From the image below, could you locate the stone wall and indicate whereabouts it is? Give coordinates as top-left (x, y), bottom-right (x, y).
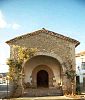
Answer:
top-left (9, 32), bottom-right (76, 95)
top-left (10, 32), bottom-right (75, 69)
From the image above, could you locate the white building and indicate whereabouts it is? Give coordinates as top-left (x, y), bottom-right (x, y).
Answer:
top-left (0, 74), bottom-right (3, 84)
top-left (76, 51), bottom-right (85, 92)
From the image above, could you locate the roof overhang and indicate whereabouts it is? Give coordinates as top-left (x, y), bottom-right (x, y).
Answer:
top-left (6, 28), bottom-right (80, 47)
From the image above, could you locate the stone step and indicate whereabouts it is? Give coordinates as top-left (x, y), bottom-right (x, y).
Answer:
top-left (22, 88), bottom-right (63, 97)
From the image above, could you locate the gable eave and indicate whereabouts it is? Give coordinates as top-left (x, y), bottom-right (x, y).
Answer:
top-left (6, 28), bottom-right (80, 47)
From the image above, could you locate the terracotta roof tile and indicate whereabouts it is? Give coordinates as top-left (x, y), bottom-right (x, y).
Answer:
top-left (76, 51), bottom-right (85, 57)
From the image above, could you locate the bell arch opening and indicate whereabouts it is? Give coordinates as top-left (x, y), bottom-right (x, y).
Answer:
top-left (37, 70), bottom-right (49, 88)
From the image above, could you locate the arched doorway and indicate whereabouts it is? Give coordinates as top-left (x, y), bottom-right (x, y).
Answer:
top-left (37, 70), bottom-right (49, 88)
top-left (32, 65), bottom-right (54, 88)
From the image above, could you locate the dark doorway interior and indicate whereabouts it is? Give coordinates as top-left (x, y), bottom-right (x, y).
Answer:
top-left (76, 76), bottom-right (80, 93)
top-left (37, 70), bottom-right (48, 88)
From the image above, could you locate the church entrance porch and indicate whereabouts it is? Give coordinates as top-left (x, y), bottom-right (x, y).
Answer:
top-left (23, 55), bottom-right (64, 96)
top-left (37, 70), bottom-right (49, 88)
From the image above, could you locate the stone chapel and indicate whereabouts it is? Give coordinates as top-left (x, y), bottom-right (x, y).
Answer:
top-left (6, 28), bottom-right (80, 96)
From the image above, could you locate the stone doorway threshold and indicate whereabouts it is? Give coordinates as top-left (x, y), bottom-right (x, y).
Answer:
top-left (23, 88), bottom-right (63, 97)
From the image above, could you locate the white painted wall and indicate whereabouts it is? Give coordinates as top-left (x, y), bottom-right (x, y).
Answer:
top-left (76, 55), bottom-right (85, 83)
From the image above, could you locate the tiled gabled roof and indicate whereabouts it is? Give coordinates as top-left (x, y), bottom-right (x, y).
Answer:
top-left (6, 28), bottom-right (80, 47)
top-left (76, 51), bottom-right (85, 57)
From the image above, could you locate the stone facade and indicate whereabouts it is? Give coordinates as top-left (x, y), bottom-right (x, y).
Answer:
top-left (6, 28), bottom-right (79, 96)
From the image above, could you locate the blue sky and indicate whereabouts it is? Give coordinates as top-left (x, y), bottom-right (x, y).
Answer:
top-left (0, 0), bottom-right (85, 72)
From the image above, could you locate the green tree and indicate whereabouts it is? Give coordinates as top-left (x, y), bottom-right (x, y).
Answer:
top-left (7, 46), bottom-right (37, 97)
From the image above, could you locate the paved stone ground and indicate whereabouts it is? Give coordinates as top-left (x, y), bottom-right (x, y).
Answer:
top-left (0, 84), bottom-right (84, 100)
top-left (0, 96), bottom-right (74, 100)
top-left (0, 95), bottom-right (85, 100)
top-left (12, 96), bottom-right (77, 99)
top-left (2, 95), bottom-right (84, 100)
